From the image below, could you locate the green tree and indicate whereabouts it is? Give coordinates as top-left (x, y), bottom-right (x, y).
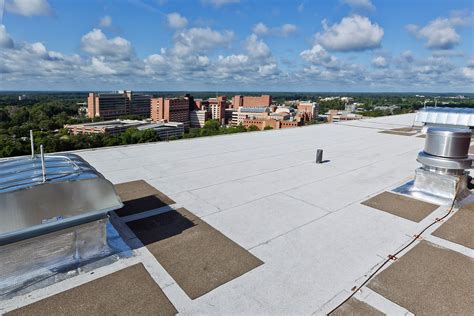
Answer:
top-left (247, 125), bottom-right (259, 131)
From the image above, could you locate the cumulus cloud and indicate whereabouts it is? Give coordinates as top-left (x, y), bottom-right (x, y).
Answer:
top-left (341, 0), bottom-right (375, 11)
top-left (372, 56), bottom-right (388, 68)
top-left (167, 12), bottom-right (188, 29)
top-left (244, 34), bottom-right (271, 59)
top-left (171, 27), bottom-right (233, 56)
top-left (0, 25), bottom-right (14, 48)
top-left (300, 44), bottom-right (338, 68)
top-left (316, 15), bottom-right (384, 52)
top-left (407, 17), bottom-right (462, 50)
top-left (5, 0), bottom-right (52, 16)
top-left (99, 15), bottom-right (112, 27)
top-left (81, 29), bottom-right (133, 60)
top-left (253, 22), bottom-right (297, 37)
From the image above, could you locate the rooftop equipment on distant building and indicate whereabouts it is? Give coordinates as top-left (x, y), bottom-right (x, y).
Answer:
top-left (394, 127), bottom-right (472, 205)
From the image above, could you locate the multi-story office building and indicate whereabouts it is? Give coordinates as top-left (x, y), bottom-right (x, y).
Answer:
top-left (232, 95), bottom-right (272, 108)
top-left (150, 97), bottom-right (190, 124)
top-left (208, 96), bottom-right (227, 123)
top-left (297, 101), bottom-right (319, 122)
top-left (224, 108), bottom-right (236, 125)
top-left (233, 107), bottom-right (271, 126)
top-left (138, 122), bottom-right (185, 139)
top-left (190, 109), bottom-right (209, 128)
top-left (87, 90), bottom-right (151, 120)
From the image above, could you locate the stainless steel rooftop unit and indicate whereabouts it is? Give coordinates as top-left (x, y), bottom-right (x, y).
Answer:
top-left (0, 153), bottom-right (123, 245)
top-left (394, 127), bottom-right (472, 205)
top-left (415, 107), bottom-right (474, 129)
top-left (0, 153), bottom-right (124, 294)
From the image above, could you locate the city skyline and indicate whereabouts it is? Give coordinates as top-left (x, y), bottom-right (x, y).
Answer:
top-left (1, 0), bottom-right (473, 92)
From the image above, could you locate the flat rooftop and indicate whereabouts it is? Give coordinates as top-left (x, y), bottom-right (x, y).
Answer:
top-left (1, 113), bottom-right (473, 315)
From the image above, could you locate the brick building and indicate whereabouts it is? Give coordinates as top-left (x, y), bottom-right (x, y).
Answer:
top-left (242, 118), bottom-right (301, 130)
top-left (232, 95), bottom-right (272, 108)
top-left (87, 90), bottom-right (151, 120)
top-left (150, 97), bottom-right (190, 124)
top-left (297, 101), bottom-right (319, 122)
top-left (208, 96), bottom-right (227, 123)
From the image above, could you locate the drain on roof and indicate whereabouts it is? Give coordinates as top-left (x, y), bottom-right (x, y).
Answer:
top-left (393, 127), bottom-right (472, 205)
top-left (0, 145), bottom-right (124, 294)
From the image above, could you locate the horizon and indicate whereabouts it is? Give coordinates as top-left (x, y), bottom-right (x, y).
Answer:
top-left (1, 0), bottom-right (473, 92)
top-left (1, 90), bottom-right (474, 95)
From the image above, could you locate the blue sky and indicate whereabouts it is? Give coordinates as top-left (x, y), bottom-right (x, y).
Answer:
top-left (0, 0), bottom-right (473, 92)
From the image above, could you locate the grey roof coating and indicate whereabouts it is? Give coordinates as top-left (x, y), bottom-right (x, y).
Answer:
top-left (1, 113), bottom-right (473, 315)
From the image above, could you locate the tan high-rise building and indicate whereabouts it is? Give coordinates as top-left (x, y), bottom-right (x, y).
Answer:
top-left (87, 90), bottom-right (151, 120)
top-left (297, 101), bottom-right (319, 122)
top-left (151, 97), bottom-right (190, 123)
top-left (208, 96), bottom-right (227, 122)
top-left (232, 95), bottom-right (272, 108)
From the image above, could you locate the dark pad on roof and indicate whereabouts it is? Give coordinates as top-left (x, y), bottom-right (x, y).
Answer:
top-left (432, 204), bottom-right (474, 249)
top-left (127, 207), bottom-right (263, 299)
top-left (330, 298), bottom-right (384, 316)
top-left (378, 130), bottom-right (415, 136)
top-left (7, 263), bottom-right (177, 316)
top-left (362, 191), bottom-right (439, 222)
top-left (368, 241), bottom-right (474, 316)
top-left (115, 180), bottom-right (175, 217)
top-left (391, 127), bottom-right (419, 132)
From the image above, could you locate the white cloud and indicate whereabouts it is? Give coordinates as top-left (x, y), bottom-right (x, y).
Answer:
top-left (407, 18), bottom-right (460, 50)
top-left (82, 57), bottom-right (117, 75)
top-left (253, 22), bottom-right (297, 37)
top-left (0, 25), bottom-right (14, 48)
top-left (99, 15), bottom-right (112, 27)
top-left (244, 34), bottom-right (271, 59)
top-left (167, 12), bottom-right (188, 29)
top-left (372, 56), bottom-right (388, 68)
top-left (81, 29), bottom-right (133, 60)
top-left (316, 15), bottom-right (384, 52)
top-left (280, 24), bottom-right (297, 36)
top-left (341, 0), bottom-right (375, 11)
top-left (253, 22), bottom-right (268, 35)
top-left (300, 44), bottom-right (338, 68)
top-left (202, 0), bottom-right (239, 7)
top-left (171, 27), bottom-right (233, 56)
top-left (462, 67), bottom-right (474, 79)
top-left (258, 63), bottom-right (278, 76)
top-left (5, 0), bottom-right (52, 16)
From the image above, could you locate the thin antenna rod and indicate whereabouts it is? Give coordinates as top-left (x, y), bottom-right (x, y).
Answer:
top-left (30, 130), bottom-right (35, 159)
top-left (40, 144), bottom-right (46, 183)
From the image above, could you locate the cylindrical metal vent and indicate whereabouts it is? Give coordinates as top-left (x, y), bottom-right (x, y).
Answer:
top-left (417, 127), bottom-right (472, 174)
top-left (424, 127), bottom-right (471, 158)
